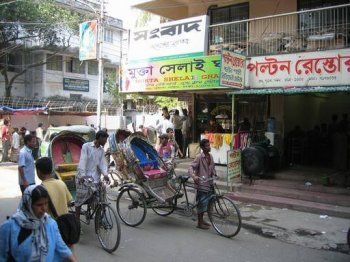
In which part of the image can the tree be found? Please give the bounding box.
[0,0,89,97]
[154,96,180,110]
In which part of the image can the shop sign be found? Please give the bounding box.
[63,78,89,92]
[121,55,227,93]
[79,20,97,61]
[227,149,241,183]
[128,15,208,63]
[220,50,246,88]
[246,48,350,88]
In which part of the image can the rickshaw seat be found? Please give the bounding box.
[143,169,167,180]
[56,170,76,181]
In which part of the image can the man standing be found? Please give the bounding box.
[171,109,183,156]
[188,139,216,229]
[1,119,11,162]
[10,127,20,162]
[18,134,36,193]
[75,130,109,219]
[36,157,72,216]
[36,123,44,141]
[181,109,191,158]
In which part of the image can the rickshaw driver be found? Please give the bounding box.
[75,130,110,219]
[188,139,216,230]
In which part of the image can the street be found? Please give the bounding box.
[0,163,349,262]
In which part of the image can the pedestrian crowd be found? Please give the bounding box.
[1,120,49,163]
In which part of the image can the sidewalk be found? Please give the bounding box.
[174,158,350,254]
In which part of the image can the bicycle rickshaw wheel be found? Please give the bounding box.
[208,196,241,238]
[95,203,121,253]
[116,187,147,227]
[151,200,175,216]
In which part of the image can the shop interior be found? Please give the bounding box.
[193,91,350,172]
[233,92,350,171]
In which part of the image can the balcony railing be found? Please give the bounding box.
[208,3,350,56]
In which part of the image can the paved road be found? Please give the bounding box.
[0,163,349,262]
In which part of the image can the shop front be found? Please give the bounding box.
[230,48,350,184]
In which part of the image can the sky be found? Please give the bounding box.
[106,0,148,29]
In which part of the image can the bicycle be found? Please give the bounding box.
[105,168,127,202]
[118,175,242,238]
[70,177,121,253]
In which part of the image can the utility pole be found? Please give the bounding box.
[75,0,104,130]
[96,0,104,130]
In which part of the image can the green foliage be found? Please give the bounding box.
[0,0,87,47]
[154,96,180,109]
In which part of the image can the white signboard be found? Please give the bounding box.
[246,49,350,88]
[220,50,246,88]
[128,15,208,63]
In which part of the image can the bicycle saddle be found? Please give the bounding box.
[178,175,190,183]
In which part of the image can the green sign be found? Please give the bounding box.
[63,78,89,92]
[121,55,227,93]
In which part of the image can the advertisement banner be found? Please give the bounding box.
[227,149,241,184]
[247,48,350,88]
[79,20,97,61]
[220,50,246,88]
[63,78,89,92]
[128,15,208,63]
[121,55,227,92]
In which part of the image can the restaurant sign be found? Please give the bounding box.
[121,55,224,93]
[63,78,89,92]
[220,50,246,88]
[247,48,350,88]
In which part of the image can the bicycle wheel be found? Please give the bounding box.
[152,200,175,216]
[106,184,119,202]
[208,196,241,238]
[116,187,147,227]
[95,204,121,253]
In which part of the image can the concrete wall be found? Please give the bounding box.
[7,114,126,134]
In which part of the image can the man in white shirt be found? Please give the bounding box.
[156,114,174,135]
[75,130,110,219]
[36,123,44,141]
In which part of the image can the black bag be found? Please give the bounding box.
[55,213,81,245]
[46,190,81,245]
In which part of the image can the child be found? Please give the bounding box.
[166,128,183,158]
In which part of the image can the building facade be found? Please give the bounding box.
[126,0,350,174]
[0,0,123,105]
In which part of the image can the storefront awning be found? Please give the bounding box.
[227,86,350,95]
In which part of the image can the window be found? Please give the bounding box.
[298,0,350,34]
[46,55,63,71]
[104,29,113,43]
[208,3,249,44]
[209,3,249,25]
[7,53,22,72]
[88,61,98,75]
[66,57,85,74]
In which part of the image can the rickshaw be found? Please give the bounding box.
[48,131,85,196]
[48,130,121,253]
[110,130,241,237]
